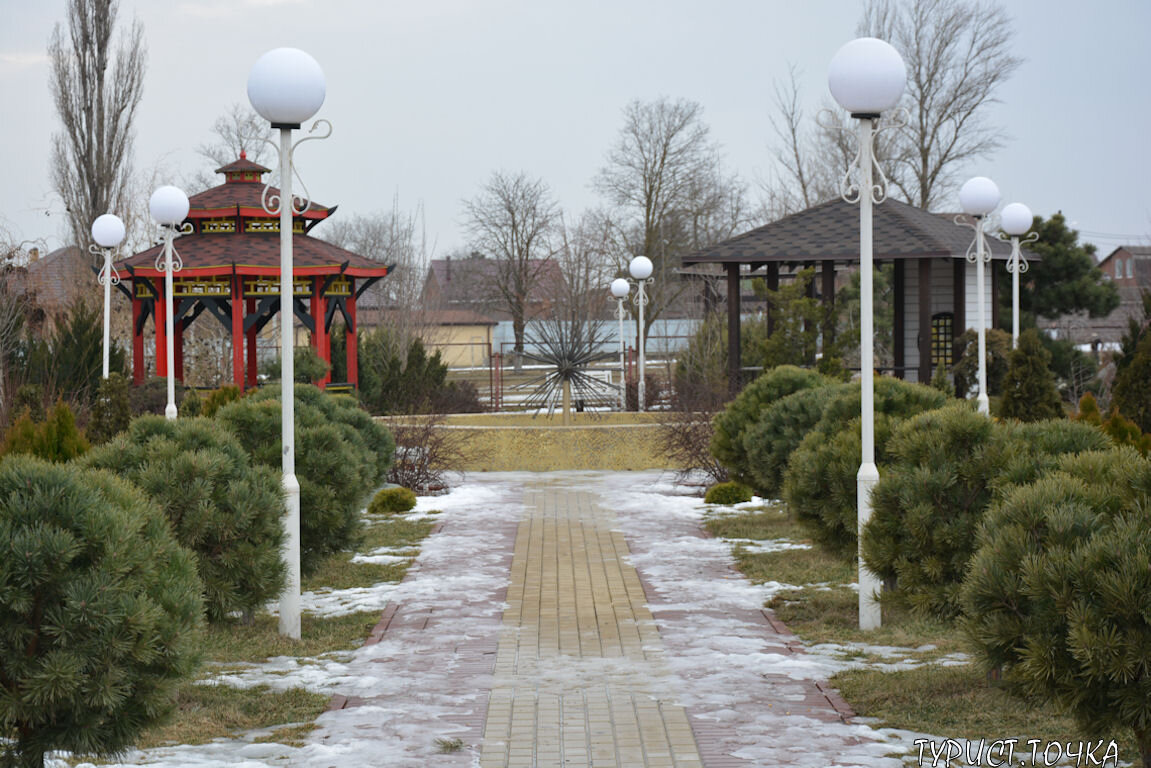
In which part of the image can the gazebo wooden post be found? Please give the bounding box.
[245,297,258,389]
[766,263,779,337]
[154,289,167,378]
[232,274,245,389]
[132,295,145,385]
[726,263,741,394]
[893,260,905,379]
[918,259,933,383]
[347,287,358,389]
[310,277,330,389]
[953,258,966,337]
[821,259,836,352]
[174,317,185,383]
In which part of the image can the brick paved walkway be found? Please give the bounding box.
[328,472,892,767]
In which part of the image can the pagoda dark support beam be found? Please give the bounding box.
[325,296,350,332]
[244,297,279,335]
[355,271,390,300]
[293,297,315,334]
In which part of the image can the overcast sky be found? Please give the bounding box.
[1,0,1148,261]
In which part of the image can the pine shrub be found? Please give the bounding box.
[1074,392,1151,454]
[784,414,899,560]
[368,486,418,515]
[703,481,753,505]
[864,407,1109,619]
[0,400,89,463]
[217,385,393,574]
[201,385,244,418]
[742,382,851,497]
[710,365,830,484]
[961,449,1151,765]
[0,457,203,768]
[87,373,132,445]
[954,327,1011,399]
[998,329,1064,422]
[82,416,285,622]
[1111,332,1151,434]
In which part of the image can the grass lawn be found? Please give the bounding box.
[704,504,1136,764]
[132,511,436,751]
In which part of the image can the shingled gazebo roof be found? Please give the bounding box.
[683,198,1026,268]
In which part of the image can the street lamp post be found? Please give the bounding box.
[999,202,1037,349]
[958,176,1001,417]
[90,214,126,379]
[247,47,328,640]
[628,256,653,411]
[828,36,905,631]
[149,186,190,420]
[610,278,630,411]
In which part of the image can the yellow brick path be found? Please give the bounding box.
[479,485,704,768]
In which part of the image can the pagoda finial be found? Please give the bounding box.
[240,150,247,160]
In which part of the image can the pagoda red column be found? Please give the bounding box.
[311,277,330,389]
[347,289,358,389]
[245,297,258,389]
[232,275,245,389]
[132,295,145,385]
[154,289,167,377]
[174,319,185,383]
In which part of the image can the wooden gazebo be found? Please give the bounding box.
[683,198,1036,391]
[119,154,389,391]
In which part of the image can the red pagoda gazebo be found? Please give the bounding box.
[120,154,389,391]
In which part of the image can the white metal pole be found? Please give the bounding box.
[637,280,646,411]
[617,298,626,411]
[856,117,881,631]
[101,250,112,379]
[1011,237,1021,349]
[975,217,989,416]
[278,125,302,640]
[163,231,177,420]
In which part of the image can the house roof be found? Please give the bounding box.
[425,257,564,304]
[425,309,498,326]
[7,246,92,316]
[683,198,1028,267]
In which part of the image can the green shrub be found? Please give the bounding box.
[784,414,900,560]
[368,486,418,515]
[201,384,244,418]
[82,416,286,623]
[997,329,1064,422]
[1113,331,1151,433]
[264,345,332,385]
[87,372,132,445]
[961,449,1151,764]
[710,366,830,484]
[743,382,852,497]
[704,481,753,505]
[0,457,203,768]
[180,387,202,417]
[779,378,947,562]
[954,327,1011,399]
[128,376,187,418]
[864,407,1109,619]
[0,400,89,463]
[1076,391,1151,454]
[217,385,393,574]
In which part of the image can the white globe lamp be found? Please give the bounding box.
[959,176,1001,217]
[150,186,189,226]
[610,278,630,299]
[91,214,125,248]
[1001,202,1033,236]
[828,37,906,115]
[628,256,653,281]
[247,48,326,127]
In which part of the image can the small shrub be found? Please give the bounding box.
[368,486,418,515]
[929,360,955,397]
[0,400,89,463]
[961,450,1151,765]
[954,327,1011,399]
[865,407,1109,619]
[82,416,286,622]
[86,372,133,445]
[998,329,1064,422]
[128,376,187,417]
[200,385,245,418]
[1075,391,1151,454]
[0,456,203,768]
[264,345,332,385]
[711,365,830,484]
[704,481,753,505]
[218,385,393,573]
[387,413,470,493]
[743,382,852,497]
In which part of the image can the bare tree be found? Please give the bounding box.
[462,171,559,367]
[595,97,749,347]
[762,0,1020,216]
[860,0,1021,209]
[0,277,29,417]
[49,0,146,250]
[197,103,273,168]
[320,196,430,358]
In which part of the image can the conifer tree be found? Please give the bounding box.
[0,457,202,768]
[1112,332,1151,433]
[998,329,1063,422]
[82,416,285,622]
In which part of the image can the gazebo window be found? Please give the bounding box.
[931,312,954,367]
[203,218,236,234]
